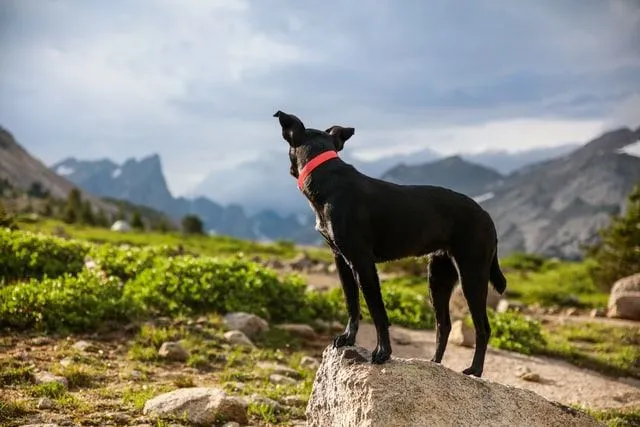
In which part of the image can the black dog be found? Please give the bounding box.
[273,111,507,377]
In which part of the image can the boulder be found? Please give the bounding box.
[224,330,255,348]
[143,387,248,425]
[448,320,475,347]
[306,345,600,427]
[607,273,640,320]
[158,341,189,362]
[276,323,317,340]
[34,371,68,388]
[450,285,502,318]
[223,312,269,338]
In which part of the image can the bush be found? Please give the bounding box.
[182,214,204,235]
[88,244,175,282]
[0,229,89,283]
[484,310,546,355]
[123,256,314,323]
[586,184,640,292]
[0,271,127,332]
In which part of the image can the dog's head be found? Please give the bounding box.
[273,110,355,178]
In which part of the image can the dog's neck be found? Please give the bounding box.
[296,150,338,190]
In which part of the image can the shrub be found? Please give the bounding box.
[0,229,89,283]
[0,271,127,332]
[182,214,204,235]
[123,256,313,323]
[585,184,640,292]
[485,310,546,355]
[88,244,175,281]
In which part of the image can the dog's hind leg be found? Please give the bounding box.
[333,253,361,348]
[457,257,492,378]
[427,253,458,364]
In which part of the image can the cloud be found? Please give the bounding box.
[0,0,639,196]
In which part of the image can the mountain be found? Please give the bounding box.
[189,144,574,215]
[479,126,640,259]
[0,126,116,215]
[381,155,504,197]
[52,155,263,239]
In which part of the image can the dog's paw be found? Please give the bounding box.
[333,333,356,348]
[371,346,391,364]
[462,366,483,377]
[430,356,442,364]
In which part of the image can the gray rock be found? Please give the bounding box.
[143,387,248,425]
[300,356,321,370]
[608,273,640,320]
[222,423,241,427]
[224,330,255,348]
[37,397,55,409]
[223,312,269,338]
[72,340,97,353]
[306,345,600,427]
[450,285,502,318]
[158,341,189,362]
[276,323,317,340]
[34,371,68,388]
[249,394,284,412]
[269,374,298,386]
[282,395,306,407]
[448,320,475,347]
[257,361,302,379]
[59,357,73,368]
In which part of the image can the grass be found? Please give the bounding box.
[541,321,640,379]
[17,217,329,261]
[0,359,33,386]
[0,399,31,424]
[582,406,640,427]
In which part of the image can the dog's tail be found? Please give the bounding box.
[489,250,507,295]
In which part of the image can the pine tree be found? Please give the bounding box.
[181,214,204,235]
[80,201,95,225]
[64,189,83,224]
[131,211,144,230]
[585,184,640,291]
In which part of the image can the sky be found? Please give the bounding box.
[0,0,639,196]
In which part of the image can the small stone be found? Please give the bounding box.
[37,397,55,409]
[300,356,321,370]
[35,371,68,388]
[224,330,255,348]
[59,357,73,368]
[276,323,317,340]
[250,394,284,412]
[521,372,542,382]
[72,340,98,353]
[330,321,345,332]
[589,308,605,318]
[30,337,53,346]
[448,320,475,347]
[257,362,302,379]
[282,395,306,407]
[158,341,189,362]
[564,307,578,317]
[223,423,241,427]
[223,312,269,338]
[109,413,132,424]
[392,331,412,345]
[269,374,298,385]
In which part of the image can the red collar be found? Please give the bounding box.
[297,150,339,190]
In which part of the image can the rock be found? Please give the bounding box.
[282,395,307,407]
[223,423,241,427]
[521,372,542,382]
[564,307,578,317]
[223,312,269,338]
[288,253,316,271]
[276,323,317,340]
[30,337,53,346]
[37,397,55,409]
[34,371,68,388]
[300,356,321,370]
[257,362,302,379]
[142,387,248,425]
[224,330,255,348]
[19,424,60,427]
[269,374,298,386]
[589,308,605,318]
[306,345,600,427]
[607,274,640,320]
[450,284,502,318]
[158,341,189,362]
[59,357,73,368]
[448,320,475,347]
[496,299,525,314]
[391,331,412,345]
[249,394,284,412]
[72,340,97,352]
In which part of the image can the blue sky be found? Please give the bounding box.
[1,0,639,195]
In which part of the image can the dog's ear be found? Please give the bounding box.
[273,110,306,147]
[325,125,355,152]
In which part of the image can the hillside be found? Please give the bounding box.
[0,127,116,215]
[481,126,640,259]
[381,155,504,197]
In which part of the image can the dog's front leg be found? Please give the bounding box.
[351,257,392,364]
[332,253,360,348]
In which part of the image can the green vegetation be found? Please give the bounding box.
[586,184,640,291]
[485,310,546,355]
[181,213,204,235]
[585,406,640,427]
[0,400,31,425]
